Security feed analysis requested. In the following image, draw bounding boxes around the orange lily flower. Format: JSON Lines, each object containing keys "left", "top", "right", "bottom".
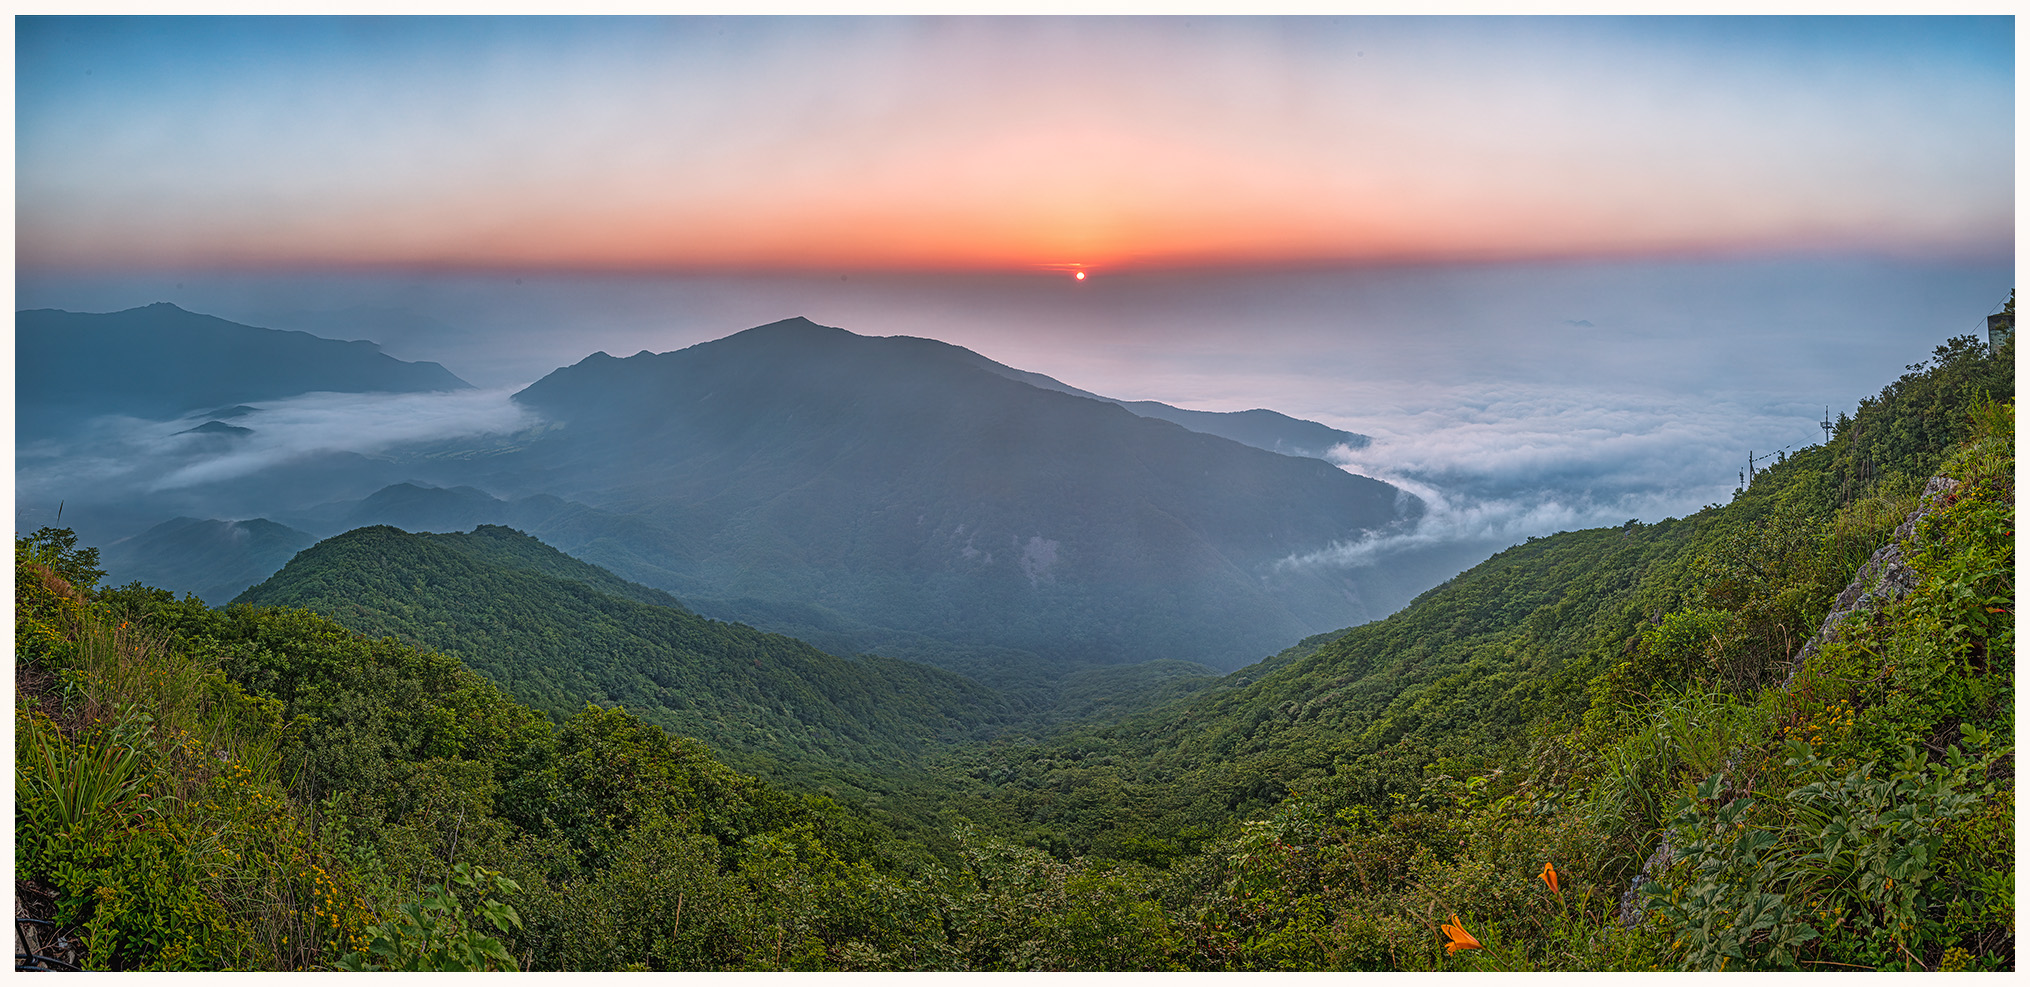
{"left": 1539, "top": 861, "right": 1560, "bottom": 894}
{"left": 1440, "top": 914, "right": 1481, "bottom": 955}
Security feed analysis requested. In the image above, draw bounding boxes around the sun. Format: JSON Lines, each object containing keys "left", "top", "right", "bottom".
{"left": 1074, "top": 271, "right": 1086, "bottom": 281}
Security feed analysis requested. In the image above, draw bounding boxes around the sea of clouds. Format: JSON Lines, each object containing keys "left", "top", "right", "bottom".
{"left": 15, "top": 388, "right": 539, "bottom": 513}
{"left": 17, "top": 255, "right": 2008, "bottom": 570}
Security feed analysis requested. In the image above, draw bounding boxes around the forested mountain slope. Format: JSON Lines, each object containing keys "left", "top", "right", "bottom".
{"left": 18, "top": 533, "right": 965, "bottom": 971}
{"left": 928, "top": 329, "right": 2013, "bottom": 970}
{"left": 15, "top": 326, "right": 2011, "bottom": 972}
{"left": 941, "top": 516, "right": 1708, "bottom": 861}
{"left": 232, "top": 524, "right": 1008, "bottom": 804}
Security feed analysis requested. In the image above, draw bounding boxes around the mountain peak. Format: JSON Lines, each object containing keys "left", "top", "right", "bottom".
{"left": 736, "top": 315, "right": 850, "bottom": 339}
{"left": 654, "top": 316, "right": 864, "bottom": 363}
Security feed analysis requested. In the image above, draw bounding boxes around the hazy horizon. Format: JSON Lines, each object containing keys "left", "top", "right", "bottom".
{"left": 17, "top": 250, "right": 2011, "bottom": 559}
{"left": 19, "top": 16, "right": 2009, "bottom": 271}
{"left": 15, "top": 14, "right": 2015, "bottom": 573}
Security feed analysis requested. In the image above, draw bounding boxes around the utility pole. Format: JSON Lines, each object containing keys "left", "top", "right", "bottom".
{"left": 1820, "top": 406, "right": 1834, "bottom": 445}
{"left": 1745, "top": 445, "right": 1795, "bottom": 486}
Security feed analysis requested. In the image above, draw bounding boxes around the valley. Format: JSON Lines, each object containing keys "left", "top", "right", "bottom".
{"left": 25, "top": 306, "right": 1458, "bottom": 683}
{"left": 16, "top": 13, "right": 2013, "bottom": 974}
{"left": 14, "top": 303, "right": 2014, "bottom": 971}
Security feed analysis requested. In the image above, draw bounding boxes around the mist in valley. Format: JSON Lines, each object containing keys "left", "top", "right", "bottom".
{"left": 19, "top": 252, "right": 2009, "bottom": 638}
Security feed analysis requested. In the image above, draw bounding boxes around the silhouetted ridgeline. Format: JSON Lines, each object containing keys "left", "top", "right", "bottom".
{"left": 17, "top": 303, "right": 468, "bottom": 437}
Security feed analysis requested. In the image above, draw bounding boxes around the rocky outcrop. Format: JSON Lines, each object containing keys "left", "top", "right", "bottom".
{"left": 1618, "top": 841, "right": 1677, "bottom": 928}
{"left": 1783, "top": 474, "right": 1958, "bottom": 688}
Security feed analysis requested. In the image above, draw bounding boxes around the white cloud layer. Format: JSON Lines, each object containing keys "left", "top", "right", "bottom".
{"left": 17, "top": 255, "right": 2006, "bottom": 575}
{"left": 16, "top": 388, "right": 540, "bottom": 500}
{"left": 1277, "top": 380, "right": 1808, "bottom": 571}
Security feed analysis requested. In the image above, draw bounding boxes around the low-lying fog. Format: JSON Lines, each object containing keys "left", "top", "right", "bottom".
{"left": 18, "top": 252, "right": 2011, "bottom": 572}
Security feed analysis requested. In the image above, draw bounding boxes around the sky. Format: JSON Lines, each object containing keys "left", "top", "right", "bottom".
{"left": 16, "top": 15, "right": 2014, "bottom": 273}
{"left": 12, "top": 14, "right": 2019, "bottom": 570}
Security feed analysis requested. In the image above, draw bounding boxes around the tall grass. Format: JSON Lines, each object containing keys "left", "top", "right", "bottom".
{"left": 15, "top": 709, "right": 151, "bottom": 834}
{"left": 16, "top": 562, "right": 373, "bottom": 970}
{"left": 1582, "top": 686, "right": 1778, "bottom": 866}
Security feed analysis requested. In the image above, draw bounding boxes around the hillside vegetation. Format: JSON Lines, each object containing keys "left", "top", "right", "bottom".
{"left": 230, "top": 523, "right": 1007, "bottom": 817}
{"left": 14, "top": 328, "right": 2011, "bottom": 970}
{"left": 928, "top": 330, "right": 2013, "bottom": 970}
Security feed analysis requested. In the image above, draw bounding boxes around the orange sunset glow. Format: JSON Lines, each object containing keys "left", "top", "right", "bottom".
{"left": 15, "top": 17, "right": 2010, "bottom": 275}
{"left": 10, "top": 14, "right": 2018, "bottom": 978}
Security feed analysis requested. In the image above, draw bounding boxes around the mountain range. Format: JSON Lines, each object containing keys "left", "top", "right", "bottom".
{"left": 31, "top": 306, "right": 1446, "bottom": 677}
{"left": 15, "top": 301, "right": 2014, "bottom": 973}
{"left": 16, "top": 302, "right": 468, "bottom": 440}
{"left": 481, "top": 317, "right": 1417, "bottom": 669}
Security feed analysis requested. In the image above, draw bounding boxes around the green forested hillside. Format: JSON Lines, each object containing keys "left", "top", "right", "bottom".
{"left": 17, "top": 535, "right": 953, "bottom": 970}
{"left": 939, "top": 516, "right": 1708, "bottom": 861}
{"left": 230, "top": 524, "right": 1008, "bottom": 809}
{"left": 929, "top": 330, "right": 2013, "bottom": 969}
{"left": 15, "top": 329, "right": 2011, "bottom": 971}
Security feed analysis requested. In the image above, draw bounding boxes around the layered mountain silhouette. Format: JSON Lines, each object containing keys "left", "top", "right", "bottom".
{"left": 16, "top": 303, "right": 468, "bottom": 439}
{"left": 26, "top": 308, "right": 1437, "bottom": 677}
{"left": 950, "top": 348, "right": 1369, "bottom": 459}
{"left": 463, "top": 317, "right": 1419, "bottom": 670}
{"left": 99, "top": 516, "right": 318, "bottom": 605}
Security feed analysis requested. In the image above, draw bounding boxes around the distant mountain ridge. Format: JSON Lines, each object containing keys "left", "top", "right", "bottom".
{"left": 485, "top": 317, "right": 1418, "bottom": 670}
{"left": 99, "top": 516, "right": 318, "bottom": 605}
{"left": 16, "top": 302, "right": 469, "bottom": 438}
{"left": 23, "top": 306, "right": 1441, "bottom": 680}
{"left": 942, "top": 346, "right": 1369, "bottom": 459}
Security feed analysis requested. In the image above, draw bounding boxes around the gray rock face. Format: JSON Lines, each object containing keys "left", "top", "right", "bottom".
{"left": 1783, "top": 474, "right": 1958, "bottom": 687}
{"left": 1618, "top": 840, "right": 1678, "bottom": 928}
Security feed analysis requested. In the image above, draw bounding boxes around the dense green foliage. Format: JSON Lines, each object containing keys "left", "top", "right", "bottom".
{"left": 921, "top": 331, "right": 2014, "bottom": 970}
{"left": 19, "top": 537, "right": 935, "bottom": 970}
{"left": 230, "top": 524, "right": 1006, "bottom": 804}
{"left": 16, "top": 328, "right": 2011, "bottom": 971}
{"left": 938, "top": 517, "right": 1707, "bottom": 862}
